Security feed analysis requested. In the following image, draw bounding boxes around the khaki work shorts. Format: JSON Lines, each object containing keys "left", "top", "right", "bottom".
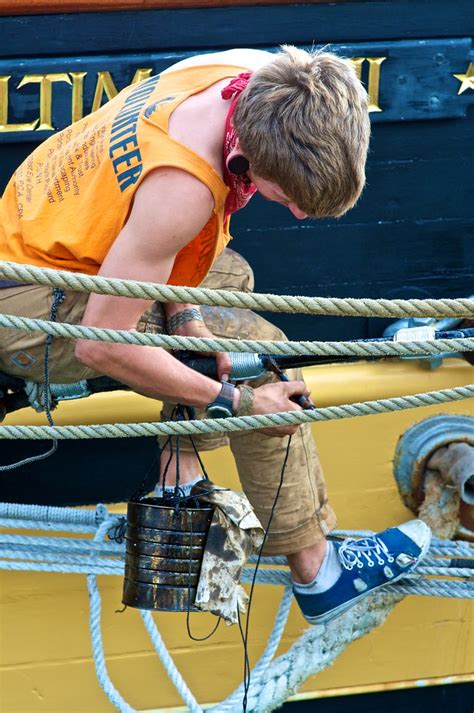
{"left": 0, "top": 249, "right": 336, "bottom": 554}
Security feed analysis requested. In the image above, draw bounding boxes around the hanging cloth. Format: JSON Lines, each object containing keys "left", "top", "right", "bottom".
{"left": 192, "top": 479, "right": 264, "bottom": 625}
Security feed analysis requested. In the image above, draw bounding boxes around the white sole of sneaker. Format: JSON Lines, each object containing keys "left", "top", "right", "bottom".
{"left": 303, "top": 527, "right": 432, "bottom": 626}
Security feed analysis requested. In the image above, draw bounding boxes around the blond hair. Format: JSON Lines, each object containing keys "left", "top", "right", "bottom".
{"left": 233, "top": 46, "right": 370, "bottom": 218}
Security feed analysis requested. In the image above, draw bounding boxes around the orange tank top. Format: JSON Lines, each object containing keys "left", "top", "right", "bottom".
{"left": 0, "top": 64, "right": 249, "bottom": 287}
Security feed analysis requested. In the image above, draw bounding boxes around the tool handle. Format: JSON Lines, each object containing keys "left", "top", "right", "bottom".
{"left": 276, "top": 371, "right": 315, "bottom": 410}
{"left": 175, "top": 352, "right": 219, "bottom": 379}
{"left": 175, "top": 352, "right": 266, "bottom": 381}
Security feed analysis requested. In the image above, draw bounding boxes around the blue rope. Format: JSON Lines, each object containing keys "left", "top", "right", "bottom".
{"left": 87, "top": 517, "right": 136, "bottom": 712}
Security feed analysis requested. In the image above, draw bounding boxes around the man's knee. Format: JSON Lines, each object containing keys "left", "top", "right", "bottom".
{"left": 0, "top": 285, "right": 96, "bottom": 383}
{"left": 201, "top": 248, "right": 255, "bottom": 293}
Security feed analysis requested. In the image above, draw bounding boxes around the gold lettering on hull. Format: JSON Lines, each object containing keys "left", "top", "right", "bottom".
{"left": 0, "top": 76, "right": 39, "bottom": 132}
{"left": 91, "top": 71, "right": 119, "bottom": 114}
{"left": 91, "top": 68, "right": 153, "bottom": 114}
{"left": 366, "top": 57, "right": 386, "bottom": 113}
{"left": 0, "top": 61, "right": 385, "bottom": 134}
{"left": 350, "top": 57, "right": 386, "bottom": 112}
{"left": 17, "top": 73, "right": 72, "bottom": 130}
{"left": 131, "top": 68, "right": 153, "bottom": 84}
{"left": 70, "top": 71, "right": 87, "bottom": 123}
{"left": 350, "top": 58, "right": 365, "bottom": 79}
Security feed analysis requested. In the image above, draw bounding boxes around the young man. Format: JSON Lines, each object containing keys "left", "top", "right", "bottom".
{"left": 0, "top": 46, "right": 431, "bottom": 623}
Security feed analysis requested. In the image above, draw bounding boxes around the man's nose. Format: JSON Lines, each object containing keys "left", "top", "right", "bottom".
{"left": 288, "top": 204, "right": 308, "bottom": 220}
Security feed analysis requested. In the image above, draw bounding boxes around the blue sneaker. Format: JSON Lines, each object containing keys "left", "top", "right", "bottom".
{"left": 294, "top": 520, "right": 432, "bottom": 625}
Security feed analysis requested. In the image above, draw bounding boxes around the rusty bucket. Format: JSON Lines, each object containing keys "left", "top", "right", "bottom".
{"left": 122, "top": 497, "right": 214, "bottom": 611}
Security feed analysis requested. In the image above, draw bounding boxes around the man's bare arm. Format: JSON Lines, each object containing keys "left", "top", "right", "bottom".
{"left": 75, "top": 166, "right": 310, "bottom": 426}
{"left": 75, "top": 167, "right": 224, "bottom": 408}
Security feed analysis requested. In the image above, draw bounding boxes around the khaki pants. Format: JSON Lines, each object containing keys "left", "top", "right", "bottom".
{"left": 0, "top": 249, "right": 336, "bottom": 554}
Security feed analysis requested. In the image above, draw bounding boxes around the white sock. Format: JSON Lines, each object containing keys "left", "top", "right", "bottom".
{"left": 292, "top": 541, "right": 342, "bottom": 595}
{"left": 154, "top": 475, "right": 204, "bottom": 498}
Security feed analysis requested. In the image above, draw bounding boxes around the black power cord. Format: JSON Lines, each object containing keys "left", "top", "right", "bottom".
{"left": 239, "top": 435, "right": 293, "bottom": 712}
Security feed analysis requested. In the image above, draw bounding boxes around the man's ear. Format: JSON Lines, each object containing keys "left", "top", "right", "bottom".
{"left": 226, "top": 154, "right": 250, "bottom": 176}
{"left": 226, "top": 138, "right": 250, "bottom": 176}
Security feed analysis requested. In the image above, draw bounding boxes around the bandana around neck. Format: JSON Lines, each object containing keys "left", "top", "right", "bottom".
{"left": 221, "top": 72, "right": 257, "bottom": 220}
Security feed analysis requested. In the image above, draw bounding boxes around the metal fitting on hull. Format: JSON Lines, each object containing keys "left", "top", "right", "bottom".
{"left": 393, "top": 414, "right": 474, "bottom": 540}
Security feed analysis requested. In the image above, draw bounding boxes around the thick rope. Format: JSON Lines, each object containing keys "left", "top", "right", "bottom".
{"left": 1, "top": 263, "right": 471, "bottom": 711}
{"left": 0, "top": 385, "right": 472, "bottom": 441}
{"left": 386, "top": 579, "right": 473, "bottom": 598}
{"left": 3, "top": 557, "right": 472, "bottom": 598}
{"left": 0, "top": 546, "right": 121, "bottom": 567}
{"left": 2, "top": 311, "right": 474, "bottom": 358}
{"left": 242, "top": 568, "right": 474, "bottom": 592}
{"left": 1, "top": 261, "right": 474, "bottom": 318}
{"left": 0, "top": 533, "right": 123, "bottom": 555}
{"left": 0, "top": 501, "right": 108, "bottom": 526}
{"left": 1, "top": 509, "right": 471, "bottom": 596}
{"left": 141, "top": 610, "right": 203, "bottom": 713}
{"left": 235, "top": 589, "right": 405, "bottom": 712}
{"left": 87, "top": 519, "right": 135, "bottom": 713}
{"left": 88, "top": 576, "right": 136, "bottom": 713}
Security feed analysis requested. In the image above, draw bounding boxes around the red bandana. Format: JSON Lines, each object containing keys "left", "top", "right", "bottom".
{"left": 221, "top": 72, "right": 257, "bottom": 220}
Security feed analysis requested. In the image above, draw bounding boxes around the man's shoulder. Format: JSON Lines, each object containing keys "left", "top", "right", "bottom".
{"left": 133, "top": 167, "right": 215, "bottom": 236}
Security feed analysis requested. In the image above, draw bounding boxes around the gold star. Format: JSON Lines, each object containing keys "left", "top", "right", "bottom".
{"left": 453, "top": 62, "right": 474, "bottom": 95}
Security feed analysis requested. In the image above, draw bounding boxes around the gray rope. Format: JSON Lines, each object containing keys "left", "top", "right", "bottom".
{"left": 386, "top": 580, "right": 474, "bottom": 598}
{"left": 1, "top": 503, "right": 470, "bottom": 597}
{"left": 0, "top": 518, "right": 102, "bottom": 534}
{"left": 1, "top": 311, "right": 474, "bottom": 358}
{"left": 221, "top": 590, "right": 398, "bottom": 712}
{"left": 1, "top": 261, "right": 473, "bottom": 318}
{"left": 0, "top": 533, "right": 123, "bottom": 555}
{"left": 0, "top": 545, "right": 121, "bottom": 564}
{"left": 140, "top": 610, "right": 203, "bottom": 713}
{"left": 3, "top": 557, "right": 471, "bottom": 596}
{"left": 87, "top": 515, "right": 135, "bottom": 713}
{"left": 243, "top": 567, "right": 474, "bottom": 588}
{"left": 0, "top": 560, "right": 123, "bottom": 575}
{"left": 0, "top": 503, "right": 112, "bottom": 535}
{"left": 0, "top": 384, "right": 472, "bottom": 441}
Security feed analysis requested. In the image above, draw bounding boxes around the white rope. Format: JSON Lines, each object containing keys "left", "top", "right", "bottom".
{"left": 141, "top": 611, "right": 203, "bottom": 713}
{"left": 1, "top": 260, "right": 473, "bottom": 318}
{"left": 2, "top": 310, "right": 474, "bottom": 357}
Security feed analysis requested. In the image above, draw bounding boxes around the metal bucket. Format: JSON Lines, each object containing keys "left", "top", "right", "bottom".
{"left": 122, "top": 497, "right": 214, "bottom": 611}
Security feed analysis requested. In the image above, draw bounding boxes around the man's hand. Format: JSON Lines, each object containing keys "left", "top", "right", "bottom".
{"left": 165, "top": 306, "right": 310, "bottom": 437}
{"left": 252, "top": 380, "right": 311, "bottom": 438}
